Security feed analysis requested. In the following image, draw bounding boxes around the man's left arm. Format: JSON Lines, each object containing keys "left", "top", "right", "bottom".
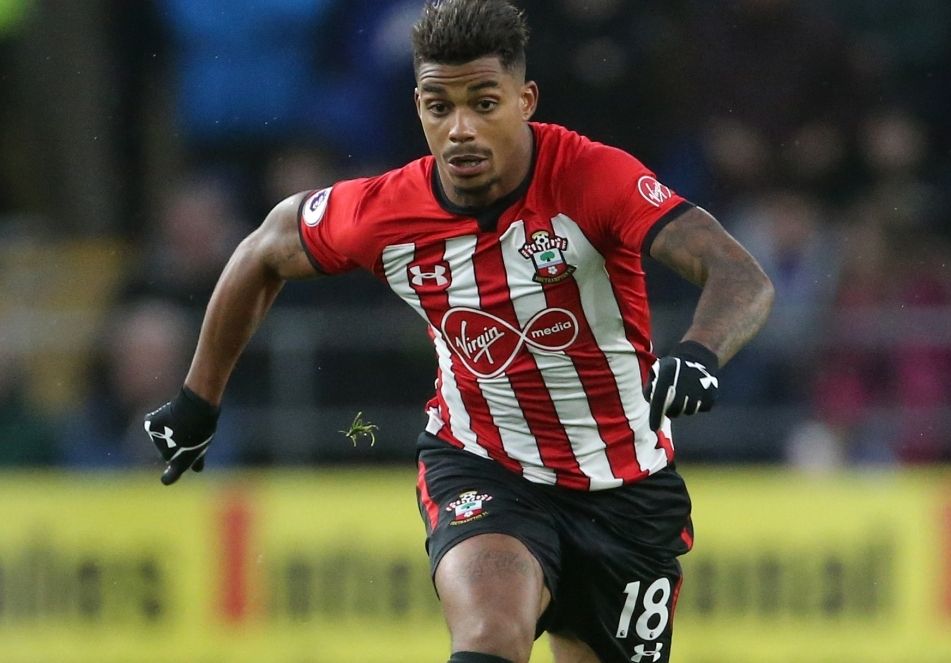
{"left": 644, "top": 206, "right": 774, "bottom": 430}
{"left": 650, "top": 206, "right": 774, "bottom": 364}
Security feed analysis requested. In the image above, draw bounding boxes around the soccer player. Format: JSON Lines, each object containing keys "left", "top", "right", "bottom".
{"left": 143, "top": 1, "right": 774, "bottom": 661}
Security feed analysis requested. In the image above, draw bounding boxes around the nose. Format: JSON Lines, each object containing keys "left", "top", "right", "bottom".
{"left": 448, "top": 108, "right": 476, "bottom": 143}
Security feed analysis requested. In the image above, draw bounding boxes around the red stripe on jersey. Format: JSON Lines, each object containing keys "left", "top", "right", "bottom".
{"left": 539, "top": 254, "right": 644, "bottom": 483}
{"left": 656, "top": 429, "right": 675, "bottom": 464}
{"left": 412, "top": 240, "right": 521, "bottom": 475}
{"left": 416, "top": 460, "right": 440, "bottom": 531}
{"left": 476, "top": 235, "right": 589, "bottom": 490}
{"left": 447, "top": 371, "right": 524, "bottom": 474}
{"left": 605, "top": 250, "right": 656, "bottom": 389}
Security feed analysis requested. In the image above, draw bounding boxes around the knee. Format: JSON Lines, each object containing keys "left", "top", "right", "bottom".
{"left": 450, "top": 614, "right": 536, "bottom": 663}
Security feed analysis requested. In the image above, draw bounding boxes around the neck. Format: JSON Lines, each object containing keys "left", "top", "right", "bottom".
{"left": 439, "top": 123, "right": 534, "bottom": 209}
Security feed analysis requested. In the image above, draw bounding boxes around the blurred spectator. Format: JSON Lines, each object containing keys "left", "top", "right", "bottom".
{"left": 788, "top": 213, "right": 951, "bottom": 467}
{"left": 683, "top": 0, "right": 862, "bottom": 142}
{"left": 519, "top": 0, "right": 663, "bottom": 157}
{"left": 321, "top": 0, "right": 424, "bottom": 166}
{"left": 818, "top": 0, "right": 951, "bottom": 136}
{"left": 160, "top": 0, "right": 335, "bottom": 148}
{"left": 121, "top": 175, "right": 246, "bottom": 307}
{"left": 889, "top": 236, "right": 951, "bottom": 462}
{"left": 724, "top": 190, "right": 841, "bottom": 405}
{"left": 855, "top": 107, "right": 945, "bottom": 237}
{"left": 1, "top": 0, "right": 949, "bottom": 467}
{"left": 58, "top": 298, "right": 243, "bottom": 468}
{"left": 0, "top": 345, "right": 57, "bottom": 465}
{"left": 261, "top": 144, "right": 343, "bottom": 214}
{"left": 152, "top": 0, "right": 424, "bottom": 217}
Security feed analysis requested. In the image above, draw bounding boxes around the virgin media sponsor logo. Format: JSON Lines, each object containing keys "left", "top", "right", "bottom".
{"left": 440, "top": 307, "right": 579, "bottom": 379}
{"left": 637, "top": 176, "right": 671, "bottom": 207}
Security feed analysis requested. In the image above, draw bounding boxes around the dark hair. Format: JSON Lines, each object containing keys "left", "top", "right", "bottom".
{"left": 412, "top": 0, "right": 529, "bottom": 75}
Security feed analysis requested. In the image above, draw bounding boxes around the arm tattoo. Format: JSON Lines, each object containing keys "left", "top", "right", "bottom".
{"left": 651, "top": 207, "right": 774, "bottom": 365}
{"left": 461, "top": 549, "right": 534, "bottom": 581}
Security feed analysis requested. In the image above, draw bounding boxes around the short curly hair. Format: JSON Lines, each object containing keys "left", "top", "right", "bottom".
{"left": 412, "top": 0, "right": 529, "bottom": 76}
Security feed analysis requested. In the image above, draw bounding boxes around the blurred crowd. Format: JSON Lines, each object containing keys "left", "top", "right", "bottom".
{"left": 0, "top": 0, "right": 948, "bottom": 471}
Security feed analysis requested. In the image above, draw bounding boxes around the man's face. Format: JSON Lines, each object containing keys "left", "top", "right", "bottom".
{"left": 415, "top": 56, "right": 538, "bottom": 208}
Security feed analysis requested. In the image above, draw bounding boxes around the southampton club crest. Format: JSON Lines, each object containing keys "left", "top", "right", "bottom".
{"left": 446, "top": 490, "right": 493, "bottom": 526}
{"left": 518, "top": 229, "right": 576, "bottom": 284}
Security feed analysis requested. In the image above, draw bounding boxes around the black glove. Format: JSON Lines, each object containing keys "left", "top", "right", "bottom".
{"left": 646, "top": 341, "right": 719, "bottom": 431}
{"left": 144, "top": 387, "right": 219, "bottom": 485}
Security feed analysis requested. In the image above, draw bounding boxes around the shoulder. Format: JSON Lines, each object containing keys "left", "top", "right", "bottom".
{"left": 532, "top": 122, "right": 588, "bottom": 169}
{"left": 533, "top": 122, "right": 646, "bottom": 170}
{"left": 297, "top": 156, "right": 439, "bottom": 272}
{"left": 358, "top": 156, "right": 435, "bottom": 213}
{"left": 532, "top": 122, "right": 652, "bottom": 195}
{"left": 529, "top": 123, "right": 691, "bottom": 250}
{"left": 300, "top": 156, "right": 434, "bottom": 225}
{"left": 532, "top": 122, "right": 655, "bottom": 211}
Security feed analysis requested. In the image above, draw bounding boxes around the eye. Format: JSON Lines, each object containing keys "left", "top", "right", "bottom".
{"left": 476, "top": 99, "right": 498, "bottom": 112}
{"left": 427, "top": 102, "right": 449, "bottom": 116}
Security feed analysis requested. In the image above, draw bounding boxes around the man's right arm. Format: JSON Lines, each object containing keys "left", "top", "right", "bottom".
{"left": 144, "top": 192, "right": 321, "bottom": 484}
{"left": 183, "top": 191, "right": 319, "bottom": 406}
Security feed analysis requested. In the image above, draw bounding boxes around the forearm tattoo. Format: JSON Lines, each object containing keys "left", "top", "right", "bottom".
{"left": 651, "top": 208, "right": 774, "bottom": 365}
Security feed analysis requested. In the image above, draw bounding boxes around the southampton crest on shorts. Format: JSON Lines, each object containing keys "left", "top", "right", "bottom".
{"left": 519, "top": 229, "right": 576, "bottom": 284}
{"left": 446, "top": 490, "right": 493, "bottom": 525}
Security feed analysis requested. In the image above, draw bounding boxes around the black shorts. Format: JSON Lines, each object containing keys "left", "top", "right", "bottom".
{"left": 415, "top": 432, "right": 693, "bottom": 663}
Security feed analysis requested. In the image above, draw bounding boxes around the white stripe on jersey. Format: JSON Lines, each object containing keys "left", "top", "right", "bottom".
{"left": 382, "top": 241, "right": 489, "bottom": 459}
{"left": 551, "top": 214, "right": 668, "bottom": 475}
{"left": 500, "top": 220, "right": 622, "bottom": 489}
{"left": 381, "top": 243, "right": 425, "bottom": 316}
{"left": 443, "top": 236, "right": 556, "bottom": 484}
{"left": 430, "top": 328, "right": 488, "bottom": 458}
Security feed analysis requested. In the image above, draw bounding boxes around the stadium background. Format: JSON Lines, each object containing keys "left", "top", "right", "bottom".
{"left": 0, "top": 1, "right": 949, "bottom": 661}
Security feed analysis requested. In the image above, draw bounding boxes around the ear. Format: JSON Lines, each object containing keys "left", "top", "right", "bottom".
{"left": 414, "top": 87, "right": 422, "bottom": 117}
{"left": 520, "top": 80, "right": 539, "bottom": 120}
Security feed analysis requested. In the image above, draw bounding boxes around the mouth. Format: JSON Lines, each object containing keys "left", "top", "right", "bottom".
{"left": 446, "top": 152, "right": 490, "bottom": 178}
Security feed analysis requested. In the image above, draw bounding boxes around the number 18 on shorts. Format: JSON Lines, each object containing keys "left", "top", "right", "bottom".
{"left": 614, "top": 576, "right": 678, "bottom": 662}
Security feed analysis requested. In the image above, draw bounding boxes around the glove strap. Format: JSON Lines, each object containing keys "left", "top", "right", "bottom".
{"left": 180, "top": 386, "right": 221, "bottom": 421}
{"left": 671, "top": 340, "right": 720, "bottom": 374}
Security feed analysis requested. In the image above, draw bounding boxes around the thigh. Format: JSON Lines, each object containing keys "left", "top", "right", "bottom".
{"left": 548, "top": 632, "right": 600, "bottom": 663}
{"left": 416, "top": 435, "right": 563, "bottom": 659}
{"left": 435, "top": 532, "right": 550, "bottom": 615}
{"left": 436, "top": 532, "right": 551, "bottom": 661}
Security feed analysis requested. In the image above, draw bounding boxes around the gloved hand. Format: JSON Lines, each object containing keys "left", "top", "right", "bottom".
{"left": 646, "top": 341, "right": 719, "bottom": 431}
{"left": 144, "top": 387, "right": 219, "bottom": 485}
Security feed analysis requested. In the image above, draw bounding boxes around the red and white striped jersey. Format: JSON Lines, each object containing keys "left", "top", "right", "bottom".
{"left": 299, "top": 122, "right": 692, "bottom": 490}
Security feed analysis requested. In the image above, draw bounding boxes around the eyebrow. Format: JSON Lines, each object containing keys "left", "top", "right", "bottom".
{"left": 419, "top": 80, "right": 501, "bottom": 94}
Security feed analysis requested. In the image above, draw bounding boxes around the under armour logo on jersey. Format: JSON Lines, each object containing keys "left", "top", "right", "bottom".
{"left": 685, "top": 360, "right": 718, "bottom": 390}
{"left": 631, "top": 643, "right": 663, "bottom": 662}
{"left": 144, "top": 421, "right": 177, "bottom": 449}
{"left": 407, "top": 261, "right": 451, "bottom": 291}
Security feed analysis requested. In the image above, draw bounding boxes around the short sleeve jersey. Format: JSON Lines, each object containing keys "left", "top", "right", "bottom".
{"left": 299, "top": 122, "right": 692, "bottom": 490}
